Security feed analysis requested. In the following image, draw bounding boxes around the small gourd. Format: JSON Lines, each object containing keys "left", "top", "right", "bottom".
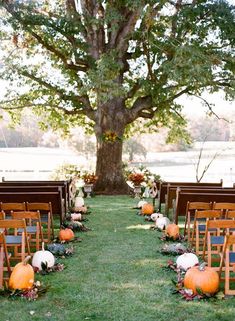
{"left": 176, "top": 253, "right": 199, "bottom": 271}
{"left": 71, "top": 213, "right": 82, "bottom": 221}
{"left": 47, "top": 243, "right": 66, "bottom": 256}
{"left": 9, "top": 256, "right": 34, "bottom": 290}
{"left": 59, "top": 228, "right": 74, "bottom": 242}
{"left": 156, "top": 217, "right": 170, "bottom": 230}
{"left": 151, "top": 213, "right": 163, "bottom": 222}
{"left": 184, "top": 263, "right": 219, "bottom": 295}
{"left": 165, "top": 223, "right": 180, "bottom": 239}
{"left": 32, "top": 242, "right": 55, "bottom": 270}
{"left": 141, "top": 203, "right": 154, "bottom": 215}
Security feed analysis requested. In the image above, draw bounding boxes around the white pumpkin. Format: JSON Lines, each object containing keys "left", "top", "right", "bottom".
{"left": 137, "top": 200, "right": 148, "bottom": 208}
{"left": 74, "top": 196, "right": 85, "bottom": 208}
{"left": 150, "top": 213, "right": 163, "bottom": 221}
{"left": 32, "top": 243, "right": 55, "bottom": 270}
{"left": 176, "top": 253, "right": 199, "bottom": 271}
{"left": 155, "top": 217, "right": 170, "bottom": 230}
{"left": 71, "top": 213, "right": 82, "bottom": 221}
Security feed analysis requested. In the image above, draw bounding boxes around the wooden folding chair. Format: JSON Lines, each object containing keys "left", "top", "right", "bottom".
{"left": 219, "top": 234, "right": 235, "bottom": 295}
{"left": 0, "top": 219, "right": 31, "bottom": 263}
{"left": 26, "top": 202, "right": 54, "bottom": 241}
{"left": 0, "top": 231, "right": 11, "bottom": 287}
{"left": 184, "top": 202, "right": 212, "bottom": 241}
{"left": 213, "top": 202, "right": 235, "bottom": 218}
{"left": 11, "top": 211, "right": 44, "bottom": 251}
{"left": 0, "top": 202, "right": 26, "bottom": 219}
{"left": 202, "top": 219, "right": 235, "bottom": 269}
{"left": 191, "top": 209, "right": 222, "bottom": 255}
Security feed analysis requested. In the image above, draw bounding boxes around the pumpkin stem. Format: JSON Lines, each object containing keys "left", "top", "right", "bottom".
{"left": 198, "top": 262, "right": 206, "bottom": 271}
{"left": 23, "top": 255, "right": 31, "bottom": 265}
{"left": 42, "top": 242, "right": 45, "bottom": 251}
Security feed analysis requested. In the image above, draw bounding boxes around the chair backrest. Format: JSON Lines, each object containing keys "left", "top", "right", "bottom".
{"left": 0, "top": 202, "right": 26, "bottom": 212}
{"left": 11, "top": 211, "right": 43, "bottom": 244}
{"left": 213, "top": 202, "right": 235, "bottom": 217}
{"left": 206, "top": 219, "right": 235, "bottom": 230}
{"left": 0, "top": 219, "right": 27, "bottom": 229}
{"left": 226, "top": 210, "right": 235, "bottom": 219}
{"left": 10, "top": 211, "right": 42, "bottom": 229}
{"left": 213, "top": 202, "right": 235, "bottom": 211}
{"left": 26, "top": 202, "right": 52, "bottom": 213}
{"left": 194, "top": 209, "right": 222, "bottom": 220}
{"left": 26, "top": 202, "right": 54, "bottom": 241}
{"left": 187, "top": 201, "right": 212, "bottom": 211}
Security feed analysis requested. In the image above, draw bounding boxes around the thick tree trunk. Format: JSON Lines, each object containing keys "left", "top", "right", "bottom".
{"left": 94, "top": 137, "right": 129, "bottom": 194}
{"left": 93, "top": 102, "right": 130, "bottom": 194}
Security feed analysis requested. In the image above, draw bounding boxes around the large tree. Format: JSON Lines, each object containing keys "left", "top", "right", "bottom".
{"left": 0, "top": 0, "right": 234, "bottom": 193}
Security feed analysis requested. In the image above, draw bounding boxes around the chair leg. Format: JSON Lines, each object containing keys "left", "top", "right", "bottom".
{"left": 36, "top": 224, "right": 40, "bottom": 251}
{"left": 47, "top": 216, "right": 51, "bottom": 242}
{"left": 195, "top": 225, "right": 199, "bottom": 255}
{"left": 50, "top": 214, "right": 55, "bottom": 240}
{"left": 21, "top": 233, "right": 26, "bottom": 261}
{"left": 0, "top": 247, "right": 4, "bottom": 288}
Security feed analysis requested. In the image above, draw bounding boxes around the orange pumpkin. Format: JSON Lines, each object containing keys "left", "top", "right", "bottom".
{"left": 165, "top": 223, "right": 180, "bottom": 239}
{"left": 141, "top": 203, "right": 154, "bottom": 215}
{"left": 59, "top": 228, "right": 74, "bottom": 242}
{"left": 184, "top": 264, "right": 219, "bottom": 295}
{"left": 9, "top": 256, "right": 34, "bottom": 290}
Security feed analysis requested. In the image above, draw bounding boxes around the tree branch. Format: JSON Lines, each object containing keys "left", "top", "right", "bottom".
{"left": 127, "top": 96, "right": 153, "bottom": 122}
{"left": 2, "top": 3, "right": 88, "bottom": 71}
{"left": 16, "top": 69, "right": 94, "bottom": 118}
{"left": 30, "top": 31, "right": 88, "bottom": 72}
{"left": 190, "top": 94, "right": 229, "bottom": 121}
{"left": 126, "top": 82, "right": 141, "bottom": 99}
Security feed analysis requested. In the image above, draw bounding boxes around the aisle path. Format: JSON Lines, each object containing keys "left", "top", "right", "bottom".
{"left": 1, "top": 196, "right": 235, "bottom": 321}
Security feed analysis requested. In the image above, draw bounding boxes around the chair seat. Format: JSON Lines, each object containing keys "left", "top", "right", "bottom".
{"left": 198, "top": 225, "right": 217, "bottom": 232}
{"left": 41, "top": 216, "right": 49, "bottom": 223}
{"left": 18, "top": 226, "right": 37, "bottom": 234}
{"left": 5, "top": 235, "right": 22, "bottom": 244}
{"left": 229, "top": 252, "right": 235, "bottom": 264}
{"left": 211, "top": 235, "right": 225, "bottom": 245}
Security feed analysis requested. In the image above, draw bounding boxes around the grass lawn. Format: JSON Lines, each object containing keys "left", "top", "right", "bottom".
{"left": 1, "top": 195, "right": 235, "bottom": 321}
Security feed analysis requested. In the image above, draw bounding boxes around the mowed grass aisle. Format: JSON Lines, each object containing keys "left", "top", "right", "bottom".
{"left": 1, "top": 196, "right": 235, "bottom": 321}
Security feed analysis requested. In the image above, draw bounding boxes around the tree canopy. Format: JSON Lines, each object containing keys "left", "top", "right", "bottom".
{"left": 0, "top": 0, "right": 234, "bottom": 193}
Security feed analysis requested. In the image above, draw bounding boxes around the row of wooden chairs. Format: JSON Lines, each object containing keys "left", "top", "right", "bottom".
{"left": 202, "top": 218, "right": 235, "bottom": 295}
{"left": 184, "top": 202, "right": 235, "bottom": 295}
{"left": 184, "top": 202, "right": 235, "bottom": 241}
{"left": 0, "top": 201, "right": 56, "bottom": 288}
{"left": 0, "top": 202, "right": 54, "bottom": 241}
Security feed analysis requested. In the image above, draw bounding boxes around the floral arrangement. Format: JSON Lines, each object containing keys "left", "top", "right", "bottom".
{"left": 0, "top": 281, "right": 48, "bottom": 301}
{"left": 82, "top": 172, "right": 98, "bottom": 184}
{"left": 102, "top": 131, "right": 121, "bottom": 143}
{"left": 50, "top": 164, "right": 81, "bottom": 180}
{"left": 128, "top": 173, "right": 145, "bottom": 186}
{"left": 124, "top": 164, "right": 161, "bottom": 185}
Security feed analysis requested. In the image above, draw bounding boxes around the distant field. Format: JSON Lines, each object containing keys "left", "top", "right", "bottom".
{"left": 0, "top": 141, "right": 235, "bottom": 185}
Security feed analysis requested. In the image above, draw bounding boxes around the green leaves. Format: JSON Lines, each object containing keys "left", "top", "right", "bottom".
{"left": 0, "top": 0, "right": 234, "bottom": 142}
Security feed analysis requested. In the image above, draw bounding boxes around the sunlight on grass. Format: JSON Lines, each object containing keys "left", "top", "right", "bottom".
{"left": 132, "top": 258, "right": 160, "bottom": 266}
{"left": 126, "top": 224, "right": 154, "bottom": 230}
{"left": 110, "top": 282, "right": 143, "bottom": 291}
